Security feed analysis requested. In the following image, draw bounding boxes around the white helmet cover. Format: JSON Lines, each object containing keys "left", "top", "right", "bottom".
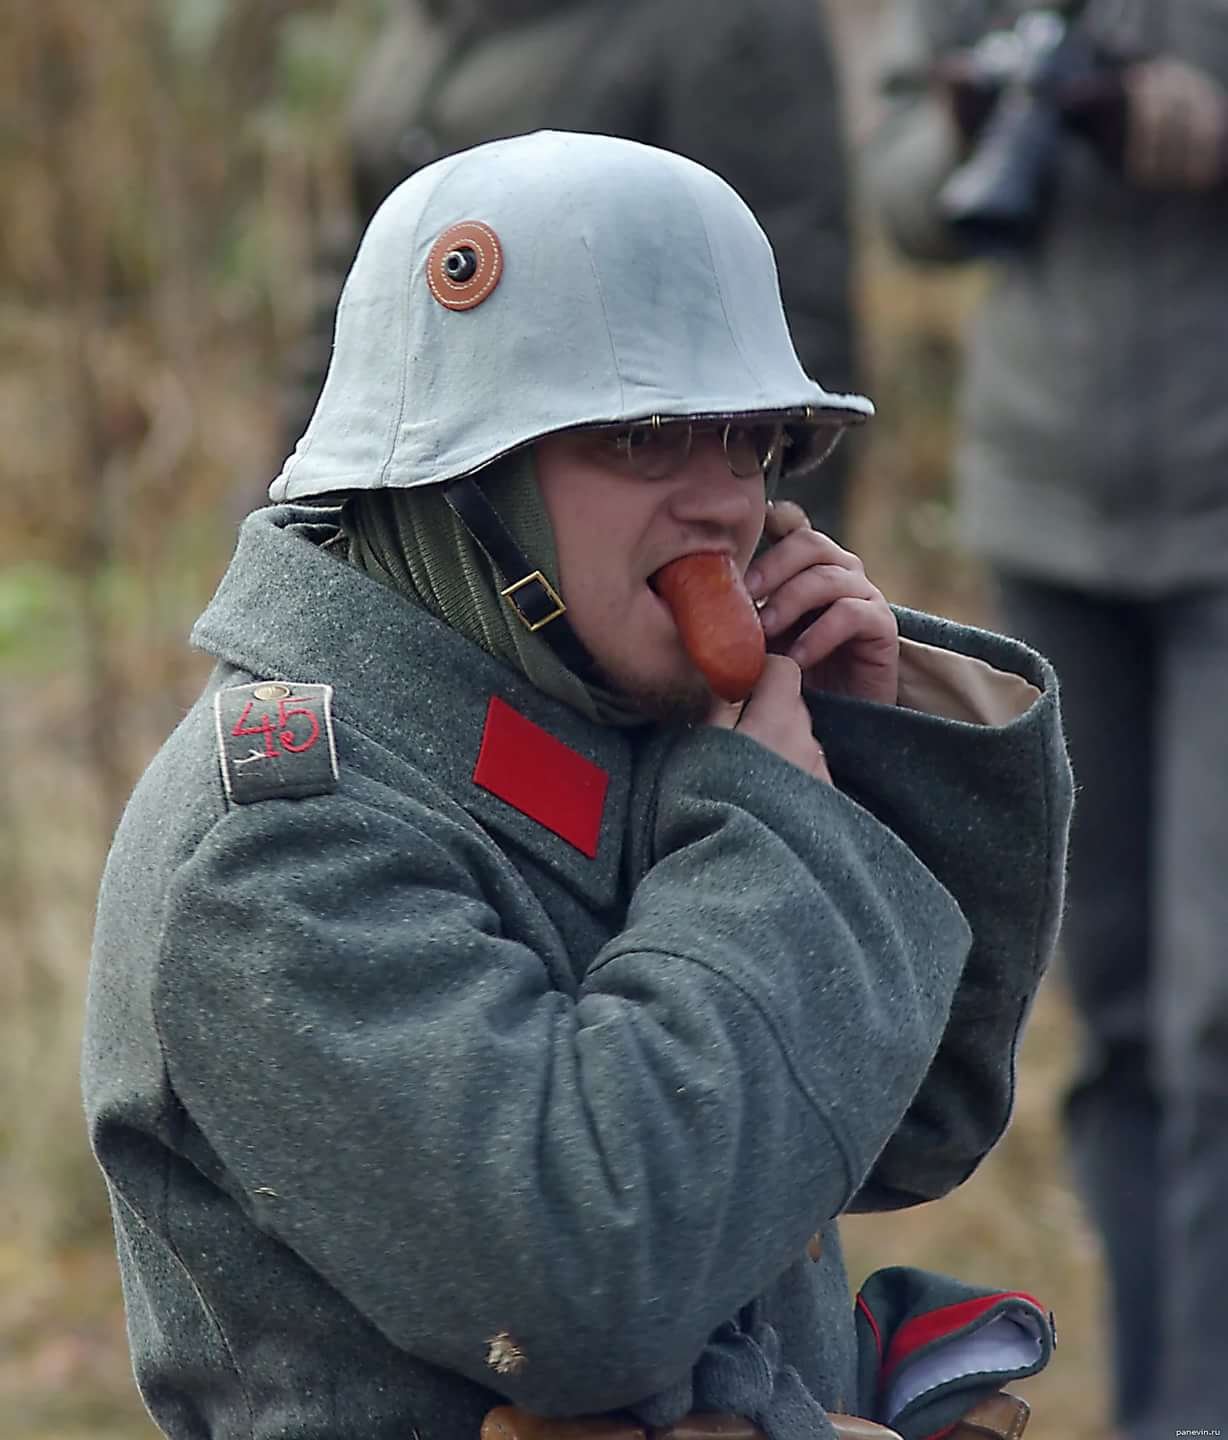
{"left": 270, "top": 130, "right": 873, "bottom": 502}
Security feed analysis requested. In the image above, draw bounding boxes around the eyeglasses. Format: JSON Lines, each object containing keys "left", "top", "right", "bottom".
{"left": 583, "top": 420, "right": 787, "bottom": 481}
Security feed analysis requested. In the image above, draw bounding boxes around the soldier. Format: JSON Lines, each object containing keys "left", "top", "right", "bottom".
{"left": 84, "top": 132, "right": 1070, "bottom": 1440}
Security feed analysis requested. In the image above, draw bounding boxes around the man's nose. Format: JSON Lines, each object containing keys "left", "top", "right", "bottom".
{"left": 665, "top": 436, "right": 759, "bottom": 528}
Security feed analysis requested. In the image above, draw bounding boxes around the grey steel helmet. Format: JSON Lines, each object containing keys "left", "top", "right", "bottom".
{"left": 270, "top": 129, "right": 873, "bottom": 504}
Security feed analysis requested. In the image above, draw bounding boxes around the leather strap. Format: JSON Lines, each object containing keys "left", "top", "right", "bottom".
{"left": 481, "top": 1409, "right": 763, "bottom": 1440}
{"left": 481, "top": 1407, "right": 905, "bottom": 1440}
{"left": 652, "top": 1418, "right": 762, "bottom": 1440}
{"left": 827, "top": 1418, "right": 903, "bottom": 1440}
{"left": 481, "top": 1409, "right": 644, "bottom": 1440}
{"left": 949, "top": 1392, "right": 1030, "bottom": 1440}
{"left": 442, "top": 475, "right": 602, "bottom": 685}
{"left": 480, "top": 1394, "right": 1025, "bottom": 1440}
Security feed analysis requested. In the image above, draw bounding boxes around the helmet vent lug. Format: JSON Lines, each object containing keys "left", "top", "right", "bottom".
{"left": 427, "top": 221, "right": 504, "bottom": 311}
{"left": 443, "top": 247, "right": 477, "bottom": 283}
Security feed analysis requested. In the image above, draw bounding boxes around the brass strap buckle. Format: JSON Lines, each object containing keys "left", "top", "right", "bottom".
{"left": 501, "top": 570, "right": 567, "bottom": 632}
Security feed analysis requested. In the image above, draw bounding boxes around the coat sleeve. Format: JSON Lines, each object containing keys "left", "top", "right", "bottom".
{"left": 809, "top": 606, "right": 1074, "bottom": 1211}
{"left": 154, "top": 727, "right": 972, "bottom": 1416}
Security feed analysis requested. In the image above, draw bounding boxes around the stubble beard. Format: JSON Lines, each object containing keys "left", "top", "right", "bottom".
{"left": 596, "top": 655, "right": 713, "bottom": 727}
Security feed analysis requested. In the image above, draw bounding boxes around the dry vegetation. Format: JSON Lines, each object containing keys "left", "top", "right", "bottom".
{"left": 0, "top": 3, "right": 1108, "bottom": 1437}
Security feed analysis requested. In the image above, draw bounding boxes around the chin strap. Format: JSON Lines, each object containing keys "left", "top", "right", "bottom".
{"left": 442, "top": 475, "right": 604, "bottom": 686}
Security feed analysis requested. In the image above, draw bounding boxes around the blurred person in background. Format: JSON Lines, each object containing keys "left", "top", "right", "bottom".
{"left": 281, "top": 0, "right": 859, "bottom": 537}
{"left": 865, "top": 3, "right": 1228, "bottom": 1437}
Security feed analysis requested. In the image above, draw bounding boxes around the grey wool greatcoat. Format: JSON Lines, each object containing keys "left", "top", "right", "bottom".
{"left": 83, "top": 506, "right": 1072, "bottom": 1439}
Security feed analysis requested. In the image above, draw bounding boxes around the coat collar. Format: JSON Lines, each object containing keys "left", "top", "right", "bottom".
{"left": 191, "top": 505, "right": 633, "bottom": 909}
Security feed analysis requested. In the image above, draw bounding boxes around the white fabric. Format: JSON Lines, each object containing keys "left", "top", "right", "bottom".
{"left": 897, "top": 638, "right": 1040, "bottom": 727}
{"left": 882, "top": 1311, "right": 1047, "bottom": 1424}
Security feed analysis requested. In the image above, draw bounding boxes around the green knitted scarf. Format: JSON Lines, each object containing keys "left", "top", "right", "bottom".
{"left": 342, "top": 451, "right": 646, "bottom": 726}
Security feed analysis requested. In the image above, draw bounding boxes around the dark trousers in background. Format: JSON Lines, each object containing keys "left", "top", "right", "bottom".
{"left": 994, "top": 573, "right": 1228, "bottom": 1435}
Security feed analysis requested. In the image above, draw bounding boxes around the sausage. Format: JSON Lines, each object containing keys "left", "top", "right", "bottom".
{"left": 653, "top": 551, "right": 766, "bottom": 702}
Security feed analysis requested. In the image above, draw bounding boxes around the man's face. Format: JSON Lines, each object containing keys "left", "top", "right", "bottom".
{"left": 535, "top": 427, "right": 767, "bottom": 722}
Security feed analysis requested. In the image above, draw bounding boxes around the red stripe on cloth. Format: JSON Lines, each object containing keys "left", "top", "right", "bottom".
{"left": 883, "top": 1292, "right": 1042, "bottom": 1377}
{"left": 473, "top": 696, "right": 609, "bottom": 858}
{"left": 857, "top": 1291, "right": 885, "bottom": 1360}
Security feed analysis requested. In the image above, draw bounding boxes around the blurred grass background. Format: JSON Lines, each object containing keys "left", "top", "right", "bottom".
{"left": 0, "top": 3, "right": 1107, "bottom": 1437}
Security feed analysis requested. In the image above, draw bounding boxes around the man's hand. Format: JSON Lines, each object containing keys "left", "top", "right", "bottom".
{"left": 1122, "top": 56, "right": 1228, "bottom": 190}
{"left": 708, "top": 655, "right": 832, "bottom": 783}
{"left": 743, "top": 502, "right": 899, "bottom": 708}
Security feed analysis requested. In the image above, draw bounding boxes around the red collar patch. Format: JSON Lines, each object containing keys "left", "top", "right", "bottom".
{"left": 473, "top": 696, "right": 609, "bottom": 859}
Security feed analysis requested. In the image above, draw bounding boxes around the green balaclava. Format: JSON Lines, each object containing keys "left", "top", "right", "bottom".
{"left": 342, "top": 449, "right": 647, "bottom": 726}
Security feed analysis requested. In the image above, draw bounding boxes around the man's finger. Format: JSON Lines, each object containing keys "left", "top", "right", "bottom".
{"left": 787, "top": 597, "right": 897, "bottom": 670}
{"left": 758, "top": 565, "right": 877, "bottom": 637}
{"left": 746, "top": 528, "right": 864, "bottom": 601}
{"left": 763, "top": 499, "right": 811, "bottom": 542}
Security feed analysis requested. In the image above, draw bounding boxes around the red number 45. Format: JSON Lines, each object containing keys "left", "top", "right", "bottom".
{"left": 231, "top": 697, "right": 320, "bottom": 757}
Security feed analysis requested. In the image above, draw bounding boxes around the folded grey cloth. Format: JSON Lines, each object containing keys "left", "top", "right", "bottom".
{"left": 630, "top": 1316, "right": 837, "bottom": 1440}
